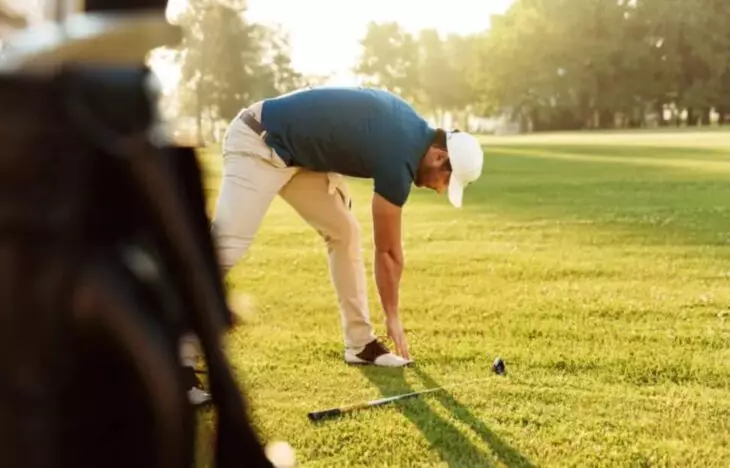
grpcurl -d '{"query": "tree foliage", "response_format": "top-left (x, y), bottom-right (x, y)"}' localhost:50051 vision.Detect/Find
top-left (354, 0), bottom-right (730, 131)
top-left (171, 0), bottom-right (302, 140)
top-left (354, 22), bottom-right (421, 103)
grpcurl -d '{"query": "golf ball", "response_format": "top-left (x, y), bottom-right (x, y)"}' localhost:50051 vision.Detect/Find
top-left (265, 440), bottom-right (296, 467)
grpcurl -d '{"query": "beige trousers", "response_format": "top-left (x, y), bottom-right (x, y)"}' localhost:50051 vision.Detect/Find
top-left (207, 101), bottom-right (377, 350)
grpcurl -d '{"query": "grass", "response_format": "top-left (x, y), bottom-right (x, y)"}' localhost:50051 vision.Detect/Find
top-left (195, 130), bottom-right (730, 467)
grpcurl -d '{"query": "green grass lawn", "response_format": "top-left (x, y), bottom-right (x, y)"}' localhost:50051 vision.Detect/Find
top-left (195, 130), bottom-right (730, 467)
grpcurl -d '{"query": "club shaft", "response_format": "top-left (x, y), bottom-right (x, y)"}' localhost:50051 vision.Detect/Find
top-left (361, 387), bottom-right (442, 407)
top-left (308, 387), bottom-right (443, 421)
top-left (307, 375), bottom-right (498, 421)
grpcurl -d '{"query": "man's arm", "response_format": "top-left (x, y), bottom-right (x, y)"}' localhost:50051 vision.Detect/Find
top-left (371, 192), bottom-right (404, 321)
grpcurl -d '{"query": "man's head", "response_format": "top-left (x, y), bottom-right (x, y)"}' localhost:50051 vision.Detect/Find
top-left (415, 129), bottom-right (484, 208)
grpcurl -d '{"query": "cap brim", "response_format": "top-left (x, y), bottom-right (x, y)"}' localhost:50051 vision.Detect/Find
top-left (447, 176), bottom-right (464, 208)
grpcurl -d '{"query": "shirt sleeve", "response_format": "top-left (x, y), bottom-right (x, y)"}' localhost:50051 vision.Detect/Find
top-left (372, 162), bottom-right (414, 207)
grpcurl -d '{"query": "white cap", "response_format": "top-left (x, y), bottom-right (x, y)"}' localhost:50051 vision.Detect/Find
top-left (445, 131), bottom-right (484, 208)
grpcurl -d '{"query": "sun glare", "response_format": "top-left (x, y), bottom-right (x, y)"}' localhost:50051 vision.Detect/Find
top-left (246, 0), bottom-right (513, 79)
top-left (151, 0), bottom-right (513, 89)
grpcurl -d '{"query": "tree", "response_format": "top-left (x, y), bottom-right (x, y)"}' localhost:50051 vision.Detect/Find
top-left (251, 24), bottom-right (304, 98)
top-left (442, 33), bottom-right (478, 127)
top-left (353, 0), bottom-right (730, 132)
top-left (465, 0), bottom-right (730, 131)
top-left (469, 2), bottom-right (562, 130)
top-left (354, 22), bottom-right (421, 104)
top-left (171, 0), bottom-right (302, 143)
top-left (354, 22), bottom-right (478, 127)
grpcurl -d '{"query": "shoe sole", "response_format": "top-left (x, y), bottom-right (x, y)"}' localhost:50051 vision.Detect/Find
top-left (344, 355), bottom-right (412, 367)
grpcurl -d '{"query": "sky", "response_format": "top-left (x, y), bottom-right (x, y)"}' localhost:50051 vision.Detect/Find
top-left (160, 0), bottom-right (513, 86)
top-left (244, 0), bottom-right (514, 81)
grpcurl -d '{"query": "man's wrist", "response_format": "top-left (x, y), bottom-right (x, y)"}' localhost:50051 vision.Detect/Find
top-left (383, 308), bottom-right (399, 320)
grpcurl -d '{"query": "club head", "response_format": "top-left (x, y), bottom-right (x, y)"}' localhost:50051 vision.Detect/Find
top-left (492, 356), bottom-right (506, 375)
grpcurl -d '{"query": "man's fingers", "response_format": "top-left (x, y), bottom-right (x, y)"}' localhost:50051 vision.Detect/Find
top-left (386, 325), bottom-right (410, 359)
top-left (396, 335), bottom-right (410, 359)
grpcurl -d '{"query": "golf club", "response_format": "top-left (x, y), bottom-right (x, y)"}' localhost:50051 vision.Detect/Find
top-left (307, 386), bottom-right (444, 422)
top-left (308, 359), bottom-right (506, 422)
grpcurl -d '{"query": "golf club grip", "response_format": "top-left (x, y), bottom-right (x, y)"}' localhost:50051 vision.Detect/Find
top-left (307, 408), bottom-right (342, 421)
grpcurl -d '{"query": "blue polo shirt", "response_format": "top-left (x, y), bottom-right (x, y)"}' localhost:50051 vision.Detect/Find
top-left (260, 87), bottom-right (436, 207)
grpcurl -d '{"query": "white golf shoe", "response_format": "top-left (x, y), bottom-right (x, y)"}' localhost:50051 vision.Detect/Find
top-left (182, 365), bottom-right (211, 407)
top-left (344, 339), bottom-right (411, 367)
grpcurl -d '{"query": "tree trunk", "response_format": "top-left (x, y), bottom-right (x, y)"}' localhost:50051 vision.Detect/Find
top-left (598, 109), bottom-right (614, 129)
top-left (686, 108), bottom-right (699, 126)
top-left (701, 107), bottom-right (712, 126)
top-left (655, 101), bottom-right (666, 126)
top-left (527, 109), bottom-right (539, 133)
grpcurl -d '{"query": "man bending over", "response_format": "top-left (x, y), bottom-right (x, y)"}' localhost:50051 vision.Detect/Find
top-left (181, 87), bottom-right (484, 402)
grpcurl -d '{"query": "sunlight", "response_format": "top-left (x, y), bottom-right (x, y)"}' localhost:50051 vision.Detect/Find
top-left (158, 0), bottom-right (513, 86)
top-left (246, 0), bottom-right (513, 79)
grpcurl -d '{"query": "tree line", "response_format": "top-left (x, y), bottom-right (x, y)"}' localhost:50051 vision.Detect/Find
top-left (164, 0), bottom-right (730, 136)
top-left (353, 0), bottom-right (730, 132)
top-left (163, 0), bottom-right (306, 142)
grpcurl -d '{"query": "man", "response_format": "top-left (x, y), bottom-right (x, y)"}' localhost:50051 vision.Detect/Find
top-left (181, 86), bottom-right (484, 400)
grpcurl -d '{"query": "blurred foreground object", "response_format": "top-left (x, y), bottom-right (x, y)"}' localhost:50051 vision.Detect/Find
top-left (0, 1), bottom-right (273, 467)
top-left (0, 0), bottom-right (180, 71)
top-left (0, 3), bottom-right (27, 30)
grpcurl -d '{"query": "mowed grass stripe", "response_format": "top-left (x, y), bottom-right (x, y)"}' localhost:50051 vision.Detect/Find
top-left (493, 144), bottom-right (730, 161)
top-left (479, 128), bottom-right (730, 148)
top-left (489, 146), bottom-right (730, 174)
top-left (195, 131), bottom-right (730, 468)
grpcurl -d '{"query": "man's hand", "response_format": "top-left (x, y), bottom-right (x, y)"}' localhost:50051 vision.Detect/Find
top-left (386, 314), bottom-right (410, 360)
top-left (372, 192), bottom-right (410, 358)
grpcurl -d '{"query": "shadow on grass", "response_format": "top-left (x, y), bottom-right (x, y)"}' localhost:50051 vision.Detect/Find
top-left (356, 365), bottom-right (534, 468)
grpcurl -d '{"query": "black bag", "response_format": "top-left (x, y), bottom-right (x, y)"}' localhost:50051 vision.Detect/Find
top-left (0, 63), bottom-right (273, 468)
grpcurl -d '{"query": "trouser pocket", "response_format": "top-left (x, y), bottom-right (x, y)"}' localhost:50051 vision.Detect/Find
top-left (327, 173), bottom-right (352, 210)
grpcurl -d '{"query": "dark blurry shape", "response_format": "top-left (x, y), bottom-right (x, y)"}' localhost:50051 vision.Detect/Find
top-left (0, 10), bottom-right (181, 71)
top-left (0, 61), bottom-right (274, 468)
top-left (492, 357), bottom-right (506, 375)
top-left (84, 0), bottom-right (169, 12)
top-left (0, 2), bottom-right (273, 468)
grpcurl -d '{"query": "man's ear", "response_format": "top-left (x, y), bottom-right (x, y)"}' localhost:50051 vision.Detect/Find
top-left (434, 148), bottom-right (449, 164)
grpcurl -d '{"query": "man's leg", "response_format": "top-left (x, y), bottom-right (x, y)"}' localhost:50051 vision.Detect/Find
top-left (182, 110), bottom-right (297, 404)
top-left (278, 171), bottom-right (409, 367)
top-left (211, 150), bottom-right (294, 272)
top-left (212, 107), bottom-right (297, 273)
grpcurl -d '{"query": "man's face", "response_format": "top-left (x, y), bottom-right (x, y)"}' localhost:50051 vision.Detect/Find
top-left (415, 145), bottom-right (451, 194)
